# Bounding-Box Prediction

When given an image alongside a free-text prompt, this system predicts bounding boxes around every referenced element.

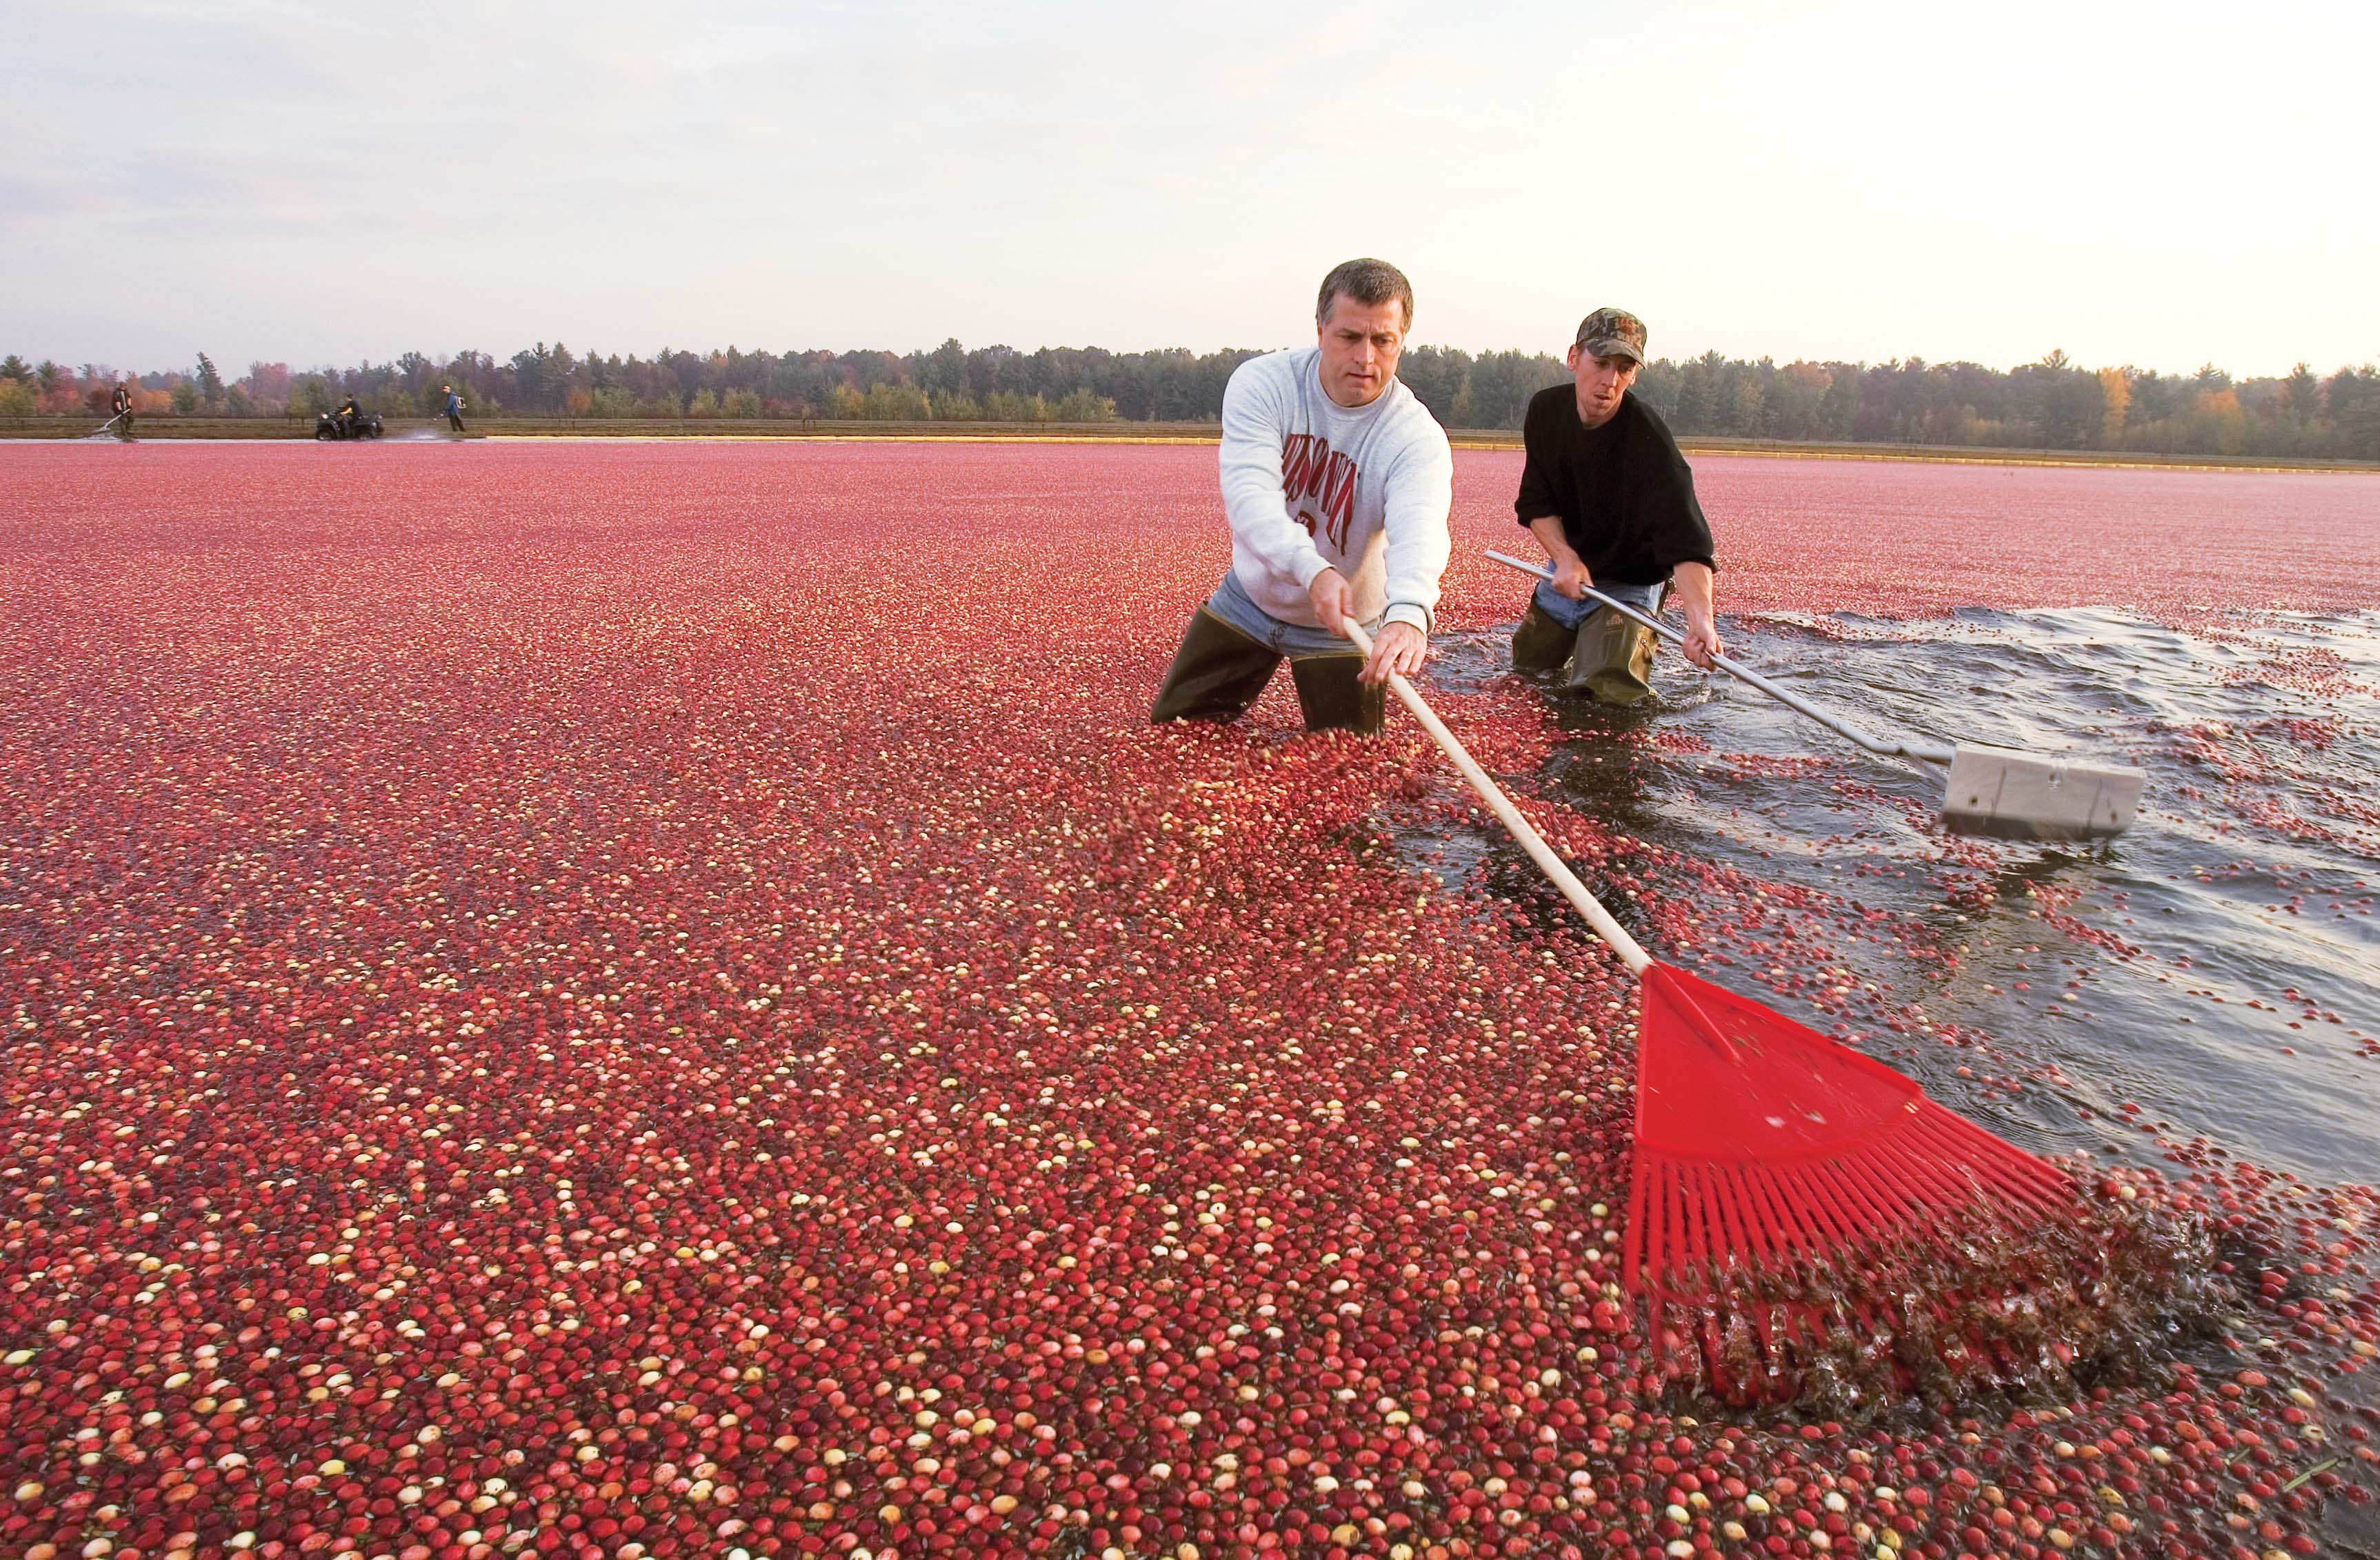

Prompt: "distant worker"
[1150,257,1454,736]
[111,381,134,439]
[337,394,362,435]
[1509,308,1721,703]
[441,383,466,434]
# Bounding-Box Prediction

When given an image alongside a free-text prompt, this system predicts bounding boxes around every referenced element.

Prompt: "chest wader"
[1151,606,1386,736]
[1510,586,1666,705]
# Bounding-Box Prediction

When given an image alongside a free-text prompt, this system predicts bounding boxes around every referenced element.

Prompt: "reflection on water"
[1411,606,2380,1188]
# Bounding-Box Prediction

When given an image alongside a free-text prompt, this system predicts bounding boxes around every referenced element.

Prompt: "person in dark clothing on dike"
[111,382,134,439]
[442,383,467,434]
[1510,307,1721,704]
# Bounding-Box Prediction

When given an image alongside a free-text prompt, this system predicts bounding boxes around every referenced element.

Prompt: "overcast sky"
[4,0,2372,378]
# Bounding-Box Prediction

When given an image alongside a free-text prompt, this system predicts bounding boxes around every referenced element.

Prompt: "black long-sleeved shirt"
[1513,386,1715,586]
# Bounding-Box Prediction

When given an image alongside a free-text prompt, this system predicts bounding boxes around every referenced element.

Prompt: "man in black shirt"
[1511,308,1721,703]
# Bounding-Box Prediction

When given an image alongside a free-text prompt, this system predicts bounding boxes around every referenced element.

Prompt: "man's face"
[1566,343,1640,428]
[1316,294,1408,409]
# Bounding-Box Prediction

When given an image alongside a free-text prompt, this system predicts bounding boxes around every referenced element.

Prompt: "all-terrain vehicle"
[314,409,385,440]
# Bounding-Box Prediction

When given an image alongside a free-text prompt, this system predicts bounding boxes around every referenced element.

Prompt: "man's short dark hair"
[1317,259,1413,329]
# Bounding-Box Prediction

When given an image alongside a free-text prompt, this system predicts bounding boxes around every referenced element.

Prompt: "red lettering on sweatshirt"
[1280,434,1360,552]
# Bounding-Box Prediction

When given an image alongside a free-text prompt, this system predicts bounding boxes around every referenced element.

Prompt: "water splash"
[1648,1185,2231,1419]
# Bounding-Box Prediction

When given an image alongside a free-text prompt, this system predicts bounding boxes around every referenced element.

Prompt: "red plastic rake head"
[1332,617,2081,1340]
[1624,961,2074,1300]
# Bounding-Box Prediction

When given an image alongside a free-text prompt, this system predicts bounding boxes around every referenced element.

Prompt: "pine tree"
[2283,362,2321,422]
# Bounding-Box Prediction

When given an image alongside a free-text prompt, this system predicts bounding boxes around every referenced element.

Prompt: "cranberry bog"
[3,441,2377,1560]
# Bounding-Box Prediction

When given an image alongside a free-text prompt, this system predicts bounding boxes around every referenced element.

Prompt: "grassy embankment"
[6,415,2373,472]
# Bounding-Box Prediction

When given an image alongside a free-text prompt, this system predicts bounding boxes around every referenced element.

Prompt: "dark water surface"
[1414,606,2379,1187]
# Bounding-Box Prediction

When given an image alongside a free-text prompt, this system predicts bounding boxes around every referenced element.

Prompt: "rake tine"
[1640,1163,1687,1297]
[1795,1153,1891,1249]
[1684,1161,1716,1274]
[1858,1134,1966,1232]
[1747,1163,1829,1267]
[1739,1165,1821,1270]
[1777,1160,1866,1259]
[1716,1161,1773,1272]
[1857,1132,1958,1225]
[1908,1112,2063,1219]
[1907,1128,2022,1219]
[1864,1131,1984,1236]
[1626,1168,1654,1293]
[1641,1163,1668,1292]
[1666,1159,1697,1284]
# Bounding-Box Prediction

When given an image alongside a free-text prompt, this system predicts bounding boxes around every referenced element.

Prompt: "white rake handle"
[1345,619,1651,974]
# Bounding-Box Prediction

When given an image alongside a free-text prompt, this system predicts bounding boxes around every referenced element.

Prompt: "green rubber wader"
[1511,599,1576,673]
[1287,653,1385,737]
[1568,602,1659,705]
[1151,608,1278,724]
[1150,608,1385,735]
[1510,597,1659,704]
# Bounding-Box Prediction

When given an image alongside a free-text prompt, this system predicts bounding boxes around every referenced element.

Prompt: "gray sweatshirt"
[1219,347,1454,634]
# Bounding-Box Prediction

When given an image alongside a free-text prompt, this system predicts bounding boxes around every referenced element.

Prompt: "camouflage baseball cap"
[1574,307,1647,364]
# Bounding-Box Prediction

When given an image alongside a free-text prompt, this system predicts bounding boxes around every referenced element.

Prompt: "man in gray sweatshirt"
[1151,258,1455,736]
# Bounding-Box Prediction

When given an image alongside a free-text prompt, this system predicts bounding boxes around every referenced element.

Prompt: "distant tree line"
[4,341,2376,459]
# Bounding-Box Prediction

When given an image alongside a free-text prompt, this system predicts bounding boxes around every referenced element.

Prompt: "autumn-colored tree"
[243,362,294,409]
[2098,366,2130,444]
[2188,388,2247,456]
